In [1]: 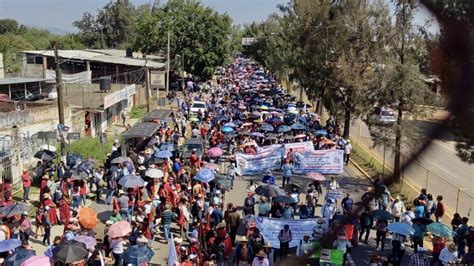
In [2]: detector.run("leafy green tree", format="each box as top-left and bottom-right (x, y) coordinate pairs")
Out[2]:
(74, 0), (135, 48)
(0, 34), (34, 73)
(0, 19), (19, 34)
(132, 0), (232, 80)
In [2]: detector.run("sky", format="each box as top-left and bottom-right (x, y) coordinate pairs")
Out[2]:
(0, 0), (439, 34)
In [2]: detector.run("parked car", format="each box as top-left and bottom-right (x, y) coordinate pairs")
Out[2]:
(178, 137), (205, 159)
(190, 101), (207, 115)
(369, 107), (397, 125)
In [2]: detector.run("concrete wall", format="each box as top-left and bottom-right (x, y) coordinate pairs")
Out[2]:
(24, 64), (44, 78)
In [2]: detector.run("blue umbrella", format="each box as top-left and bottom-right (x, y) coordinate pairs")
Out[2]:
(159, 142), (176, 152)
(427, 223), (454, 238)
(66, 154), (83, 167)
(274, 195), (298, 204)
(276, 125), (291, 133)
(154, 150), (173, 158)
(224, 122), (238, 128)
(262, 175), (275, 185)
(123, 244), (154, 265)
(77, 160), (95, 171)
(194, 168), (215, 183)
(0, 239), (21, 252)
(290, 122), (307, 130)
(221, 127), (235, 133)
(387, 222), (415, 236)
(118, 174), (145, 188)
(5, 248), (36, 266)
(314, 130), (328, 136)
(259, 123), (274, 132)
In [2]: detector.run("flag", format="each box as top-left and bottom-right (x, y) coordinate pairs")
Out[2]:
(168, 234), (178, 266)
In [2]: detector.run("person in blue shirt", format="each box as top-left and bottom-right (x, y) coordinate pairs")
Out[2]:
(412, 220), (427, 253)
(281, 160), (293, 187)
(282, 203), (294, 219)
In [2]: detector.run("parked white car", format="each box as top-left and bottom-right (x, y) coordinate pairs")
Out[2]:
(369, 107), (397, 125)
(190, 101), (207, 115)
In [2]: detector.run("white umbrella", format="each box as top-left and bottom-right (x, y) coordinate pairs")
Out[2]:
(145, 168), (164, 179)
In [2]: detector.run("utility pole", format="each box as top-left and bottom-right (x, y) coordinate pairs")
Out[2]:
(166, 30), (170, 93)
(145, 57), (150, 113)
(54, 43), (66, 157)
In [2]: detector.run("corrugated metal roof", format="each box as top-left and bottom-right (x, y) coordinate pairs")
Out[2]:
(0, 77), (54, 85)
(142, 109), (174, 122)
(22, 50), (165, 69)
(122, 122), (160, 139)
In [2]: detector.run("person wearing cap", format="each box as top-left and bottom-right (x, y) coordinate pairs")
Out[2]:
(20, 169), (31, 202)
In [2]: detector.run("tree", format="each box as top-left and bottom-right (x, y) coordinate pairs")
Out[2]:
(0, 19), (19, 34)
(74, 0), (136, 48)
(132, 0), (233, 80)
(0, 34), (34, 73)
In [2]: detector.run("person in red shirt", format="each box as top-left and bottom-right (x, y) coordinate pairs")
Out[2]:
(200, 125), (208, 139)
(431, 236), (446, 265)
(40, 175), (49, 201)
(21, 170), (31, 202)
(57, 194), (70, 224)
(189, 150), (198, 166)
(42, 193), (58, 225)
(79, 181), (87, 206)
(435, 195), (445, 223)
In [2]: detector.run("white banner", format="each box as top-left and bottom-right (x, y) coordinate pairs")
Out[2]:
(283, 141), (315, 158)
(293, 150), (344, 174)
(256, 217), (318, 249)
(235, 146), (282, 176)
(103, 84), (136, 109)
(46, 69), (91, 84)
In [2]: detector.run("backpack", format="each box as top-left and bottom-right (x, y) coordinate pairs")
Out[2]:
(343, 198), (353, 211)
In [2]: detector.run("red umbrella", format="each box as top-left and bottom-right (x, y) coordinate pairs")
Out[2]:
(108, 221), (132, 238)
(306, 172), (326, 181)
(207, 147), (223, 157)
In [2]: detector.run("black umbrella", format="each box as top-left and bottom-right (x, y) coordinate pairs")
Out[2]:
(273, 195), (297, 204)
(5, 248), (36, 266)
(66, 154), (83, 167)
(412, 217), (434, 225)
(52, 240), (89, 264)
(370, 209), (394, 220)
(255, 185), (285, 198)
(33, 150), (55, 160)
(146, 157), (164, 165)
(0, 203), (32, 217)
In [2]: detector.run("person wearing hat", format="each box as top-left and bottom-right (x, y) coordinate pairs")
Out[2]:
(439, 242), (458, 265)
(251, 250), (269, 266)
(19, 211), (33, 241)
(20, 169), (31, 202)
(298, 234), (313, 257)
(235, 236), (253, 265)
(161, 203), (177, 241)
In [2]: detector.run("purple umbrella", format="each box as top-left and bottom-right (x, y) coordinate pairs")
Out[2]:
(251, 132), (265, 138)
(74, 235), (97, 251)
(207, 147), (223, 157)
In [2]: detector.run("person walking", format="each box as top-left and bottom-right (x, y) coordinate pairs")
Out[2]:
(430, 235), (446, 266)
(435, 195), (445, 223)
(281, 160), (293, 187)
(118, 190), (129, 222)
(341, 193), (353, 215)
(19, 212), (33, 241)
(390, 196), (406, 222)
(20, 169), (31, 202)
(120, 109), (126, 127)
(224, 204), (240, 245)
(391, 233), (407, 266)
(161, 203), (177, 240)
(375, 219), (388, 251)
(110, 236), (126, 266)
(359, 208), (373, 244)
(344, 140), (352, 165)
(412, 219), (427, 253)
(278, 224), (292, 261)
(42, 206), (51, 246)
(234, 237), (253, 266)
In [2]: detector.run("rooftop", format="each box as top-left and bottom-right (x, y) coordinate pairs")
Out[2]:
(0, 77), (54, 85)
(22, 49), (165, 69)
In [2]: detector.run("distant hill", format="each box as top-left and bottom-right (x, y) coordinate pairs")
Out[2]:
(24, 25), (74, 35)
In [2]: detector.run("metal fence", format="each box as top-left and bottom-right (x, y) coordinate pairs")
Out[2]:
(354, 132), (473, 219)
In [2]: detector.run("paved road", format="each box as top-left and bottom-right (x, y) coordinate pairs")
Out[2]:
(350, 118), (474, 218)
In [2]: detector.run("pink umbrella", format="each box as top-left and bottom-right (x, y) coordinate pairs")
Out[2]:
(207, 147), (223, 157)
(306, 172), (326, 181)
(74, 235), (97, 250)
(203, 163), (219, 171)
(108, 220), (132, 238)
(242, 122), (253, 127)
(295, 134), (307, 139)
(21, 255), (52, 266)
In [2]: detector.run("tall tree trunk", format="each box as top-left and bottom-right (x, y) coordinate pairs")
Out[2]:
(393, 103), (403, 182)
(343, 108), (351, 139)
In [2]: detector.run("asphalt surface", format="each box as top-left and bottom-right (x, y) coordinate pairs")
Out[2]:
(350, 118), (474, 218)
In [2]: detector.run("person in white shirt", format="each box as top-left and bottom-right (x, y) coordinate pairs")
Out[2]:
(327, 176), (340, 191)
(344, 140), (352, 165)
(252, 251), (270, 266)
(390, 196), (406, 222)
(110, 237), (126, 266)
(321, 199), (337, 220)
(439, 243), (458, 266)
